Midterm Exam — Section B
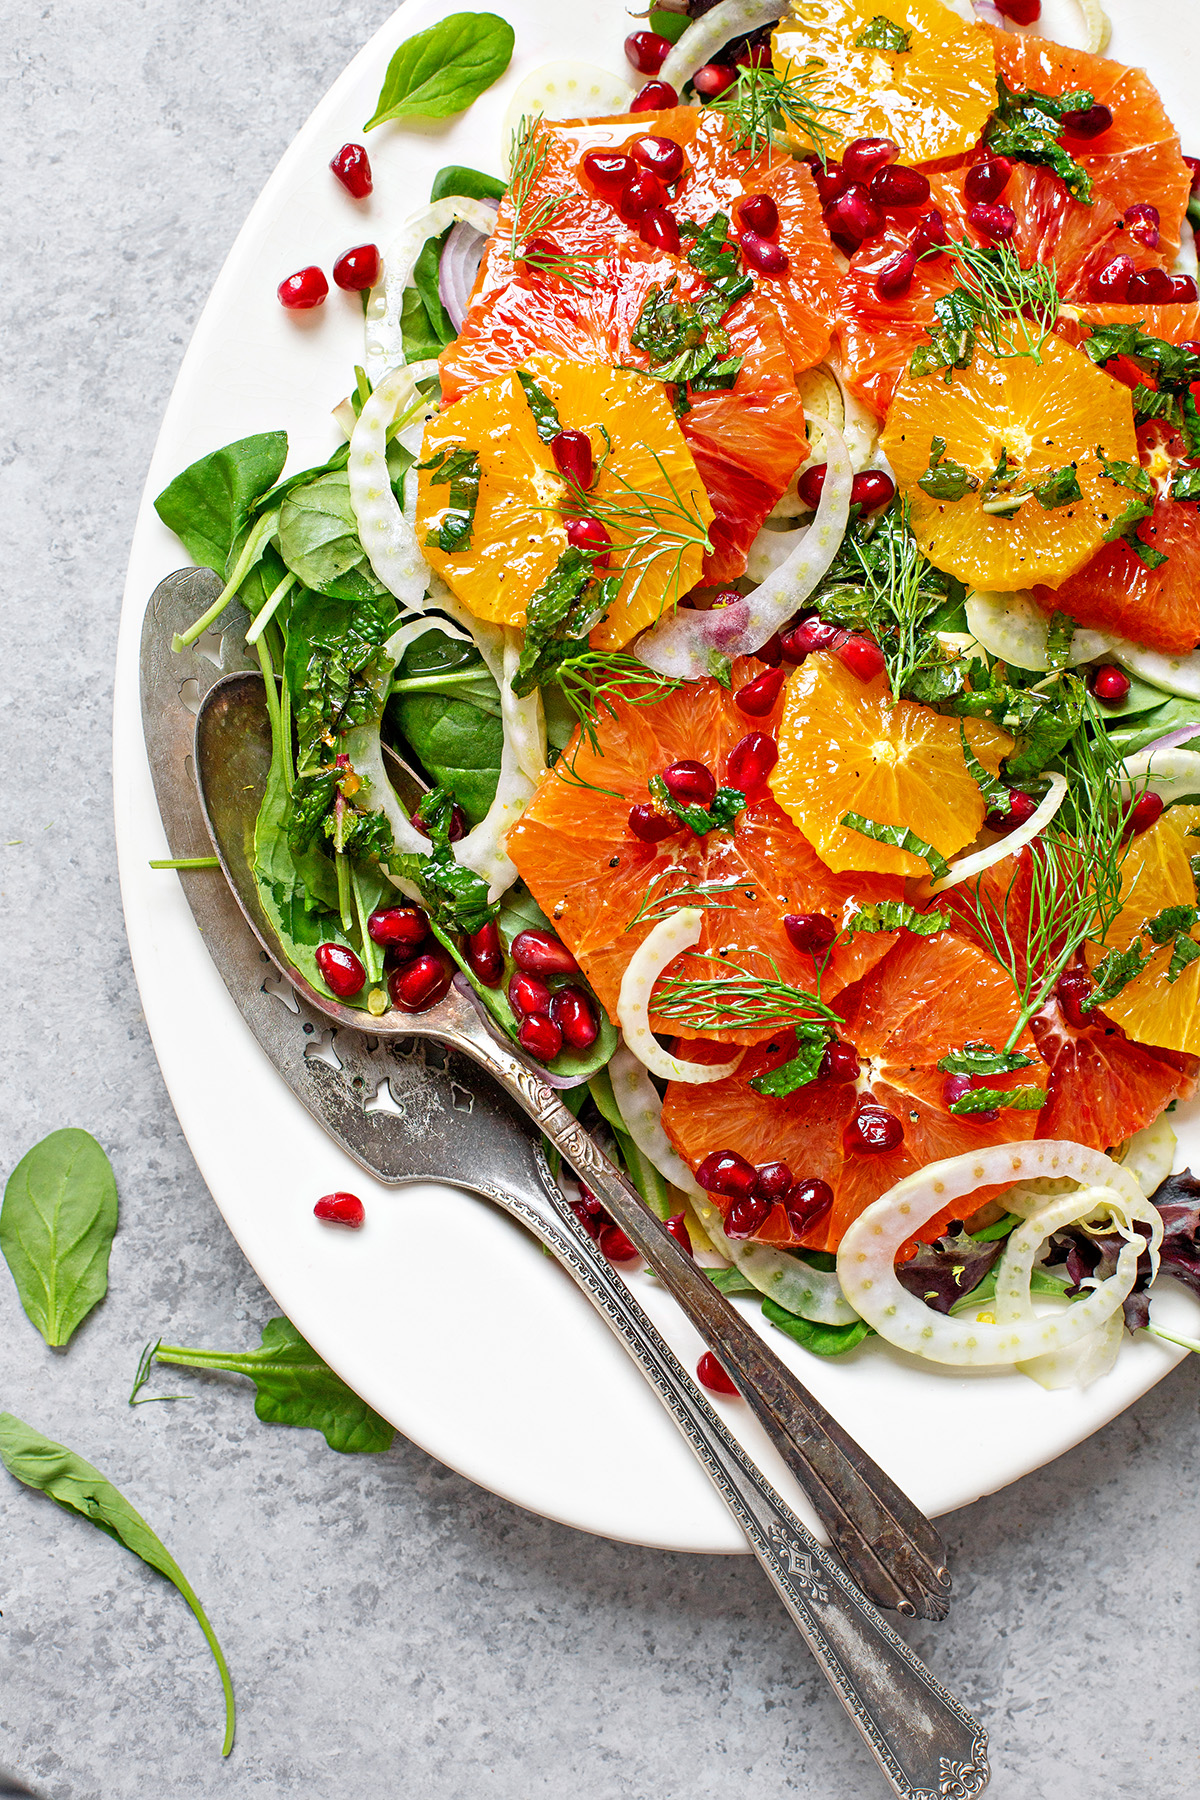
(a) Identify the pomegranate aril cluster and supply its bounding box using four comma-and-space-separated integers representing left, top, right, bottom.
570, 1186, 638, 1264
583, 133, 791, 276
695, 1149, 833, 1240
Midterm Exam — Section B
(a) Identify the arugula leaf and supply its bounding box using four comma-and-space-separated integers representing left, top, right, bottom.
0, 1130, 118, 1348
948, 1084, 1048, 1115
985, 74, 1096, 204
855, 13, 911, 50
154, 1317, 394, 1453
0, 1412, 235, 1754
749, 1025, 831, 1097
154, 431, 288, 573
365, 12, 515, 129
918, 435, 978, 501
840, 812, 951, 881
516, 369, 563, 444
762, 1302, 873, 1356
386, 628, 502, 824
418, 446, 481, 553
648, 773, 746, 837
846, 900, 950, 937
937, 1042, 1034, 1077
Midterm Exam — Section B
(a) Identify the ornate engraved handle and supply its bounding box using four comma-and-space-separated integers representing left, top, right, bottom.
476, 1144, 988, 1800
423, 990, 952, 1622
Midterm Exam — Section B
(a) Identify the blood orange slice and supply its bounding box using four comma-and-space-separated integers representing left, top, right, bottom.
1030, 1001, 1196, 1152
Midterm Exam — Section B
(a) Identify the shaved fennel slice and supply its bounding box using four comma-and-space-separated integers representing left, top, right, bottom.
1108, 640, 1200, 699
636, 423, 852, 677
365, 198, 502, 384
348, 362, 439, 608
500, 63, 635, 171
827, 358, 882, 474
929, 771, 1067, 894
617, 913, 740, 1083
502, 630, 547, 788
965, 590, 1111, 671
1120, 1115, 1177, 1197
660, 0, 788, 93
609, 1045, 704, 1195
837, 1140, 1152, 1365
1120, 745, 1200, 801
1018, 1305, 1124, 1391
992, 1186, 1138, 1390
746, 522, 807, 583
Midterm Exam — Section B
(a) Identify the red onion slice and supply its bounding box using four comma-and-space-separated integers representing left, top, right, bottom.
438, 202, 499, 333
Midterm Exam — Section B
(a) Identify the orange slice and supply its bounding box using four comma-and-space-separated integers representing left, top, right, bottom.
1082, 816, 1200, 1056
416, 354, 712, 647
772, 0, 996, 166
767, 653, 1012, 876
879, 331, 1138, 590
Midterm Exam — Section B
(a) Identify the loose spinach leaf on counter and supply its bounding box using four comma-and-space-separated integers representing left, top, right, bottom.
0, 1130, 118, 1348
153, 1318, 394, 1454
386, 627, 503, 824
0, 1412, 236, 1755
365, 12, 515, 129
154, 431, 288, 573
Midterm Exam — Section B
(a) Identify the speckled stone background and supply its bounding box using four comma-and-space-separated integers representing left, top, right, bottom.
1, 3, 1198, 1796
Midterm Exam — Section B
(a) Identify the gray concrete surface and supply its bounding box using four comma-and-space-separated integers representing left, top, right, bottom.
1, 3, 1197, 1796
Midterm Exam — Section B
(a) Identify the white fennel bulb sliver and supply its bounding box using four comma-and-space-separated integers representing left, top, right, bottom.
929, 772, 1067, 893
365, 199, 502, 384
348, 361, 439, 609
660, 1, 788, 92
1120, 745, 1200, 801
965, 590, 1111, 671
617, 912, 739, 1083
1120, 1115, 1177, 1197
501, 63, 635, 172
502, 630, 547, 789
1108, 640, 1200, 699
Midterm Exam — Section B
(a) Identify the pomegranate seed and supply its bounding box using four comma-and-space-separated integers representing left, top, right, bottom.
692, 63, 736, 100
389, 952, 452, 1012
1129, 790, 1165, 834
781, 616, 842, 662
695, 1149, 758, 1198
757, 632, 784, 667
550, 985, 599, 1051
784, 912, 837, 956
1063, 103, 1113, 139
734, 42, 772, 69
315, 942, 365, 997
628, 802, 682, 842
869, 165, 931, 211
984, 788, 1039, 834
910, 207, 949, 258
724, 1195, 771, 1238
741, 230, 789, 276
1124, 202, 1161, 249
1166, 274, 1199, 303
696, 1352, 739, 1395
583, 150, 635, 198
412, 799, 466, 841
813, 159, 846, 207
332, 243, 380, 291
851, 469, 896, 510
846, 1105, 905, 1154
633, 135, 685, 183
826, 184, 883, 244
875, 246, 916, 300
968, 201, 1016, 242
818, 1040, 860, 1083
512, 928, 579, 976
509, 969, 552, 1017
625, 29, 672, 74
1127, 267, 1174, 304
727, 731, 777, 792
631, 80, 678, 112
639, 208, 682, 254
367, 906, 428, 952
834, 633, 885, 681
965, 157, 1013, 205
314, 1191, 366, 1228
1090, 664, 1131, 704
1185, 154, 1200, 196
551, 428, 594, 491
566, 516, 613, 566
797, 463, 830, 508
994, 0, 1040, 20
735, 664, 786, 716
571, 1197, 606, 1240
841, 136, 899, 185
330, 143, 372, 199
665, 1213, 694, 1256
278, 266, 328, 310
466, 920, 504, 987
662, 759, 717, 807
619, 170, 668, 220
599, 1222, 639, 1262
1056, 968, 1094, 1029
518, 1012, 563, 1061
738, 192, 779, 238
753, 1161, 796, 1206
1090, 253, 1134, 302
786, 1178, 834, 1232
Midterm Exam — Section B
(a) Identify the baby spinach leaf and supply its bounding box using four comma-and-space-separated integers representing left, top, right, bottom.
0, 1412, 235, 1755
365, 12, 515, 129
154, 431, 288, 573
277, 470, 380, 595
430, 163, 507, 204
399, 165, 505, 363
762, 1303, 873, 1356
153, 1317, 394, 1454
1103, 693, 1200, 756
706, 1265, 759, 1296
0, 1129, 118, 1348
386, 628, 503, 823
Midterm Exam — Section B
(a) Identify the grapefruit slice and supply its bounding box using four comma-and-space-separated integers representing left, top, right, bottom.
661, 932, 1048, 1252
880, 330, 1138, 590
768, 652, 1013, 876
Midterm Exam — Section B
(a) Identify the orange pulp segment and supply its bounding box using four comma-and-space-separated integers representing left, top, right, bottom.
1083, 816, 1200, 1055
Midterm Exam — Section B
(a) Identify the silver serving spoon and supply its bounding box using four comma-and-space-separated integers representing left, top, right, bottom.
178, 585, 951, 1627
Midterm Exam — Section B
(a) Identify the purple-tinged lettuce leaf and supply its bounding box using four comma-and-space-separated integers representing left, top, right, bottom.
896, 1227, 1005, 1314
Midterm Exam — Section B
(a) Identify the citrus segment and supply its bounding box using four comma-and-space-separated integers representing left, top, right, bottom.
1029, 1001, 1196, 1150
1083, 817, 1200, 1055
662, 933, 1047, 1252
1031, 494, 1200, 656
880, 332, 1138, 590
768, 653, 1013, 876
772, 0, 996, 166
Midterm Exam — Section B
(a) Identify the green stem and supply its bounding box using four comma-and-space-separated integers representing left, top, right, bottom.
149, 856, 220, 870
335, 850, 353, 934
254, 636, 285, 783
1143, 1322, 1200, 1355
280, 680, 295, 789
245, 571, 296, 646
351, 864, 383, 985
171, 510, 279, 651
430, 921, 522, 1044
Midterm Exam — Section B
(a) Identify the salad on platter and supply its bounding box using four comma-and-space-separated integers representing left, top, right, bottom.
152, 0, 1200, 1394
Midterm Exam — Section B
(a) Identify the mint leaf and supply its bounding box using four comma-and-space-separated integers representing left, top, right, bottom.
937, 1042, 1034, 1077
418, 446, 481, 553
749, 1025, 831, 1097
648, 773, 746, 836
846, 900, 950, 937
854, 14, 911, 51
918, 435, 978, 501
948, 1085, 1048, 1115
839, 812, 951, 881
